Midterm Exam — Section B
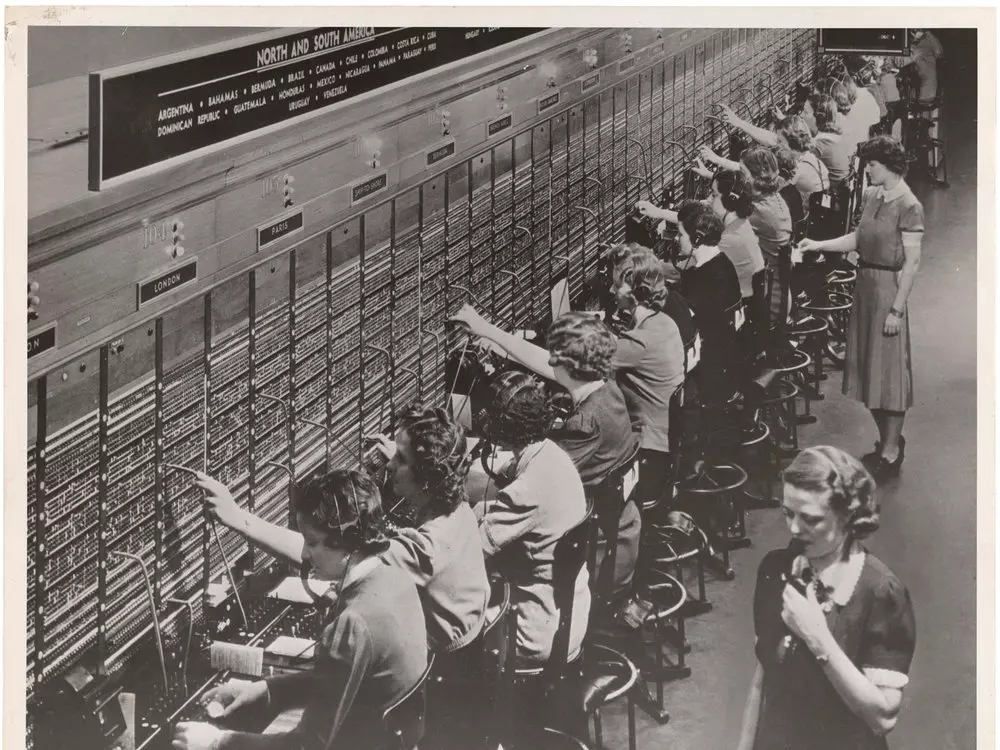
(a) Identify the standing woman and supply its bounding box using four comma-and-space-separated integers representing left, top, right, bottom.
737, 446, 916, 750
796, 136, 923, 477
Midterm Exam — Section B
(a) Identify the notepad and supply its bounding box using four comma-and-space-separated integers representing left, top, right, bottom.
209, 642, 264, 676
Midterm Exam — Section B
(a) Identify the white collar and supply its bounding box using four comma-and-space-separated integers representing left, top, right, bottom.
689, 244, 721, 268
878, 180, 910, 203
818, 543, 866, 607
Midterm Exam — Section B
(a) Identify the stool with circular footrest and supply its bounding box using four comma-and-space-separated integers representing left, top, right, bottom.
674, 461, 749, 581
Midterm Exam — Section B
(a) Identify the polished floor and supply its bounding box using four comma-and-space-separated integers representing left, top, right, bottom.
598, 41, 980, 750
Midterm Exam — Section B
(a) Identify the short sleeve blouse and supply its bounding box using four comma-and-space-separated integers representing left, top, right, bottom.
856, 184, 925, 269
751, 546, 917, 750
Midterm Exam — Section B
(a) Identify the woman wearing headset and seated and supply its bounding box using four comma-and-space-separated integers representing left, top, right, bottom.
472, 370, 591, 667
193, 407, 490, 658
673, 201, 744, 403
173, 470, 428, 750
452, 308, 641, 604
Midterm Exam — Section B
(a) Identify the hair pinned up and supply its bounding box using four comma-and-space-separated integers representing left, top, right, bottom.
608, 243, 669, 312
713, 169, 754, 218
811, 94, 842, 135
292, 469, 390, 553
484, 370, 554, 451
396, 405, 471, 514
782, 446, 880, 544
830, 80, 853, 114
741, 146, 782, 195
773, 147, 799, 182
777, 115, 814, 154
677, 200, 724, 248
546, 311, 617, 382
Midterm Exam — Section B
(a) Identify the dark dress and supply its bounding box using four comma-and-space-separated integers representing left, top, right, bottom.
752, 546, 917, 750
843, 184, 923, 411
680, 251, 743, 400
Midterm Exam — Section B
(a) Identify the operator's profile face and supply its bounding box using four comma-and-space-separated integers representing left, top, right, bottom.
297, 512, 348, 580
610, 275, 634, 313
387, 429, 421, 501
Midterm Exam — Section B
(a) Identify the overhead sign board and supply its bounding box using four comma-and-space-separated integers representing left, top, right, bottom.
89, 27, 545, 189
817, 29, 909, 55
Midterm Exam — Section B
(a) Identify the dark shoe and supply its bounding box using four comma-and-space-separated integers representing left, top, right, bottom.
861, 442, 882, 468
892, 436, 906, 473
872, 437, 906, 480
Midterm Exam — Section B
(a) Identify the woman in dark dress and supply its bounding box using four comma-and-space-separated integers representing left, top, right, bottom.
796, 136, 923, 477
737, 446, 916, 750
674, 201, 743, 401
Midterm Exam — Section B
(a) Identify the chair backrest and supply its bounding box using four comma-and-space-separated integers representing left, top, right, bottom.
383, 653, 436, 750
587, 442, 642, 592
481, 579, 513, 685
546, 512, 593, 680
774, 245, 795, 333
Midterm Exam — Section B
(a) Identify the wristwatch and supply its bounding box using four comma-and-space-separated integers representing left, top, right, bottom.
888, 307, 904, 318
813, 650, 830, 665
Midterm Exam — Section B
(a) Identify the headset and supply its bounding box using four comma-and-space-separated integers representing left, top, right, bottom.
689, 225, 710, 249
299, 470, 388, 553
483, 370, 552, 445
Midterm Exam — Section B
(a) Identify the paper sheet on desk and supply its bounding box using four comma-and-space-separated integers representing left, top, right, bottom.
267, 576, 331, 605
266, 635, 316, 660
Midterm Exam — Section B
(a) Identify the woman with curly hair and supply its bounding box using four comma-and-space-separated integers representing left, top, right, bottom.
740, 147, 795, 255
451, 307, 642, 598
807, 93, 853, 186
707, 169, 766, 300
796, 136, 923, 478
697, 146, 794, 257
833, 77, 881, 154
737, 446, 916, 750
641, 169, 765, 303
193, 406, 490, 655
475, 370, 590, 666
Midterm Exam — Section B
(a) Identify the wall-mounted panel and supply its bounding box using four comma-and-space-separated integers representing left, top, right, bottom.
26, 29, 821, 746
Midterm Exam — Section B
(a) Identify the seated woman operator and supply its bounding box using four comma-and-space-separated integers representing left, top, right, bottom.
636, 168, 764, 302
672, 201, 743, 401
455, 244, 685, 514
173, 470, 428, 750
472, 370, 591, 666
451, 308, 642, 602
193, 406, 490, 656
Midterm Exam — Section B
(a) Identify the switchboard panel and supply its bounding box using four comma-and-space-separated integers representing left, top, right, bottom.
25, 26, 819, 748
